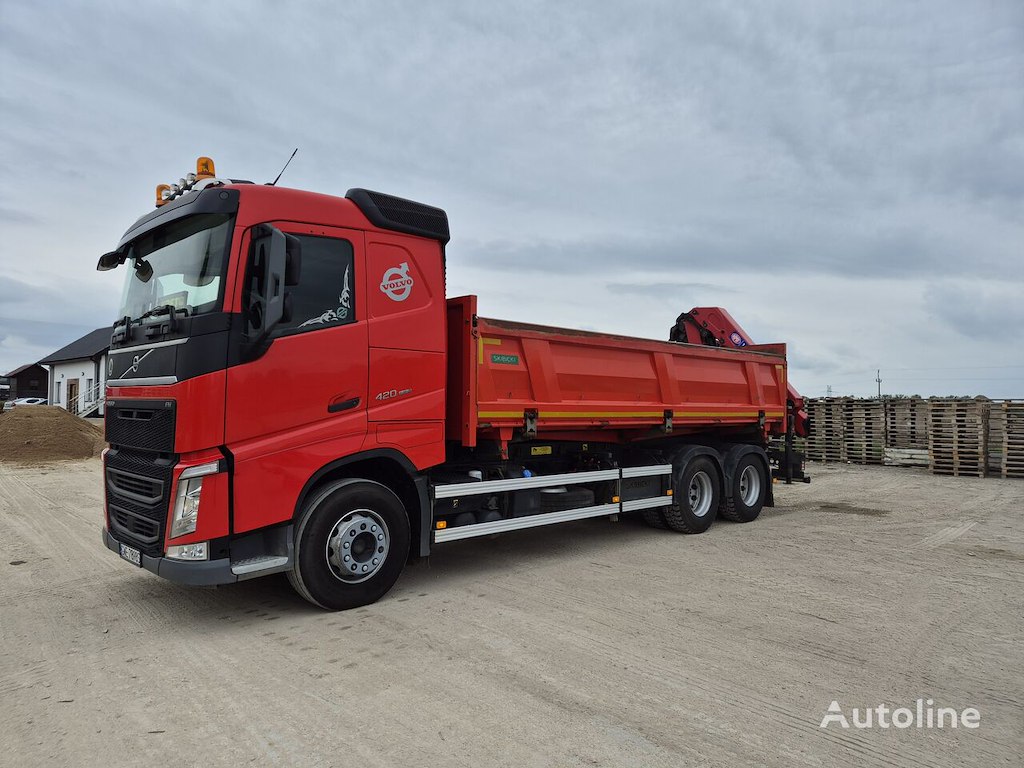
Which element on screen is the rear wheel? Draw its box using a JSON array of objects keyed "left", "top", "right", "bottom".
[
  {"left": 289, "top": 479, "right": 410, "bottom": 610},
  {"left": 662, "top": 455, "right": 720, "bottom": 534},
  {"left": 720, "top": 455, "right": 767, "bottom": 523}
]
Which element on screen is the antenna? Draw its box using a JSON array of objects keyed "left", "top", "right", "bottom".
[
  {"left": 876, "top": 369, "right": 882, "bottom": 398},
  {"left": 269, "top": 148, "right": 298, "bottom": 186}
]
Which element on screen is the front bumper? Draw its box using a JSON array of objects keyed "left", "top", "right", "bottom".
[
  {"left": 102, "top": 526, "right": 293, "bottom": 586},
  {"left": 103, "top": 528, "right": 236, "bottom": 585}
]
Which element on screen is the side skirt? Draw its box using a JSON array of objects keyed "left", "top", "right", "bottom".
[{"left": 432, "top": 464, "right": 673, "bottom": 544}]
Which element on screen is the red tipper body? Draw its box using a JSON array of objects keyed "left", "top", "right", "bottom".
[{"left": 447, "top": 296, "right": 788, "bottom": 448}]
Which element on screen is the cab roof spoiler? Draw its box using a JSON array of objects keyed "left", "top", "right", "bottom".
[{"left": 346, "top": 188, "right": 450, "bottom": 244}]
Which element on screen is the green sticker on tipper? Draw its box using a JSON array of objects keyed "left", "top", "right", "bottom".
[{"left": 491, "top": 353, "right": 520, "bottom": 365}]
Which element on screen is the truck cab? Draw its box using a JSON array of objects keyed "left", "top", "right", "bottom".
[{"left": 100, "top": 162, "right": 451, "bottom": 603}]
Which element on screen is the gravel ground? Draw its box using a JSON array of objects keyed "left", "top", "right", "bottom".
[{"left": 0, "top": 459, "right": 1021, "bottom": 767}]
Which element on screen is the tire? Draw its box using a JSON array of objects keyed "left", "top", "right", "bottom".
[
  {"left": 720, "top": 454, "right": 767, "bottom": 523},
  {"left": 288, "top": 479, "right": 410, "bottom": 611},
  {"left": 662, "top": 455, "right": 720, "bottom": 534}
]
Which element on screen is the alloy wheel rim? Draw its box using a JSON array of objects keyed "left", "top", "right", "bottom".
[
  {"left": 738, "top": 465, "right": 760, "bottom": 507},
  {"left": 325, "top": 509, "right": 390, "bottom": 583},
  {"left": 688, "top": 471, "right": 713, "bottom": 517}
]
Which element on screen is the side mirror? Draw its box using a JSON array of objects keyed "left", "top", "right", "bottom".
[
  {"left": 246, "top": 224, "right": 288, "bottom": 340},
  {"left": 96, "top": 251, "right": 124, "bottom": 271},
  {"left": 133, "top": 258, "right": 154, "bottom": 283},
  {"left": 285, "top": 233, "right": 302, "bottom": 286}
]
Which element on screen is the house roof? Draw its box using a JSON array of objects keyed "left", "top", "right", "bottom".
[
  {"left": 38, "top": 327, "right": 112, "bottom": 365},
  {"left": 4, "top": 363, "right": 46, "bottom": 378}
]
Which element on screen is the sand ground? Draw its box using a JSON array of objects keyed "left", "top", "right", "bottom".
[{"left": 1, "top": 459, "right": 1021, "bottom": 767}]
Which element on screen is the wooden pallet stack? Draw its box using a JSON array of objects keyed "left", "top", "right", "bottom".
[
  {"left": 1002, "top": 401, "right": 1024, "bottom": 479},
  {"left": 987, "top": 403, "right": 1006, "bottom": 475},
  {"left": 884, "top": 397, "right": 930, "bottom": 467},
  {"left": 843, "top": 399, "right": 885, "bottom": 464},
  {"left": 885, "top": 398, "right": 929, "bottom": 448},
  {"left": 800, "top": 396, "right": 1019, "bottom": 479},
  {"left": 928, "top": 399, "right": 989, "bottom": 477},
  {"left": 806, "top": 398, "right": 845, "bottom": 462}
]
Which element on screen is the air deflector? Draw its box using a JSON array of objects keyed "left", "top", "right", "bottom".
[{"left": 346, "top": 188, "right": 450, "bottom": 244}]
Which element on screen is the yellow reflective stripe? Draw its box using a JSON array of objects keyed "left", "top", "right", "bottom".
[
  {"left": 478, "top": 410, "right": 662, "bottom": 419},
  {"left": 482, "top": 337, "right": 502, "bottom": 345},
  {"left": 545, "top": 411, "right": 665, "bottom": 418},
  {"left": 677, "top": 411, "right": 785, "bottom": 418},
  {"left": 478, "top": 409, "right": 785, "bottom": 420}
]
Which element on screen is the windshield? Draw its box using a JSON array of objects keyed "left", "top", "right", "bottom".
[{"left": 117, "top": 213, "right": 234, "bottom": 320}]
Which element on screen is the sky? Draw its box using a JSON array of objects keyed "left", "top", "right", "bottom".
[{"left": 1, "top": 0, "right": 1022, "bottom": 398}]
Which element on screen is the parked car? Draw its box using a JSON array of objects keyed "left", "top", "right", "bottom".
[{"left": 2, "top": 397, "right": 48, "bottom": 411}]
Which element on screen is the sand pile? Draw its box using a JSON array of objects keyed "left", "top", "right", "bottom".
[{"left": 0, "top": 406, "right": 106, "bottom": 463}]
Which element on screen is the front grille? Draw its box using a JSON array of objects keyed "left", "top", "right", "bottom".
[
  {"left": 105, "top": 448, "right": 175, "bottom": 557},
  {"left": 105, "top": 399, "right": 176, "bottom": 453},
  {"left": 109, "top": 505, "right": 160, "bottom": 544},
  {"left": 107, "top": 467, "right": 163, "bottom": 505}
]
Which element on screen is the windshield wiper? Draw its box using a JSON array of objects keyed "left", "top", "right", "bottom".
[
  {"left": 111, "top": 306, "right": 188, "bottom": 346},
  {"left": 135, "top": 304, "right": 188, "bottom": 337},
  {"left": 136, "top": 304, "right": 186, "bottom": 322},
  {"left": 112, "top": 315, "right": 133, "bottom": 345}
]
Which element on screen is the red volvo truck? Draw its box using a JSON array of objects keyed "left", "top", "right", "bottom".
[{"left": 98, "top": 158, "right": 807, "bottom": 610}]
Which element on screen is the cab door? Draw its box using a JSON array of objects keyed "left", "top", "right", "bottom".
[
  {"left": 363, "top": 231, "right": 447, "bottom": 468},
  {"left": 225, "top": 224, "right": 368, "bottom": 533}
]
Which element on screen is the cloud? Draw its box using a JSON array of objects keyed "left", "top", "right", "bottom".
[
  {"left": 0, "top": 277, "right": 116, "bottom": 366},
  {"left": 0, "top": 320, "right": 104, "bottom": 368},
  {"left": 0, "top": 1, "right": 1020, "bottom": 397},
  {"left": 617, "top": 282, "right": 736, "bottom": 297},
  {"left": 923, "top": 281, "right": 1024, "bottom": 338},
  {"left": 454, "top": 203, "right": 1019, "bottom": 279},
  {"left": 0, "top": 206, "right": 39, "bottom": 225}
]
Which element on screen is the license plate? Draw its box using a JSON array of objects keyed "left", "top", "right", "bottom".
[{"left": 119, "top": 543, "right": 142, "bottom": 567}]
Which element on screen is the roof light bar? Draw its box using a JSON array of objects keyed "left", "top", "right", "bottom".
[
  {"left": 196, "top": 157, "right": 215, "bottom": 178},
  {"left": 154, "top": 157, "right": 220, "bottom": 207}
]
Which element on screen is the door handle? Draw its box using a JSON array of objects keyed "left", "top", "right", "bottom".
[{"left": 328, "top": 397, "right": 360, "bottom": 414}]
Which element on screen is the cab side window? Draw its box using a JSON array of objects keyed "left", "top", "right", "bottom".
[{"left": 277, "top": 235, "right": 356, "bottom": 334}]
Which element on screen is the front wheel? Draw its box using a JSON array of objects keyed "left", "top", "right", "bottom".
[
  {"left": 662, "top": 455, "right": 721, "bottom": 534},
  {"left": 289, "top": 479, "right": 410, "bottom": 610}
]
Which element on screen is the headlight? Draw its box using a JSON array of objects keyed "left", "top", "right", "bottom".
[
  {"left": 171, "top": 478, "right": 203, "bottom": 538},
  {"left": 170, "top": 461, "right": 221, "bottom": 539},
  {"left": 166, "top": 542, "right": 208, "bottom": 561}
]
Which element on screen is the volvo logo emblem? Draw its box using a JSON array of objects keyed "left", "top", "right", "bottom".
[
  {"left": 379, "top": 262, "right": 414, "bottom": 302},
  {"left": 120, "top": 349, "right": 153, "bottom": 378}
]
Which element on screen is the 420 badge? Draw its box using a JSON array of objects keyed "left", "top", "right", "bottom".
[{"left": 380, "top": 262, "right": 415, "bottom": 302}]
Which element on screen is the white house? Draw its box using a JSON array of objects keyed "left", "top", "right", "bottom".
[{"left": 38, "top": 327, "right": 112, "bottom": 418}]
